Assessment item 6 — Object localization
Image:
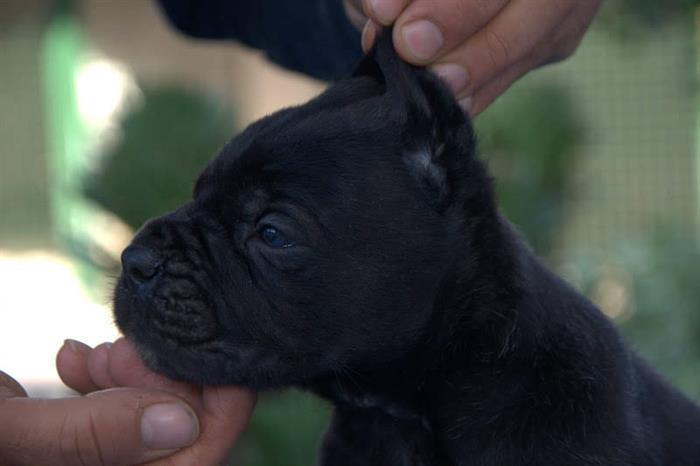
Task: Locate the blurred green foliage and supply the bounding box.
[618,234,700,398]
[605,0,699,26]
[85,86,234,230]
[599,0,700,38]
[476,84,583,255]
[234,391,331,466]
[564,232,700,399]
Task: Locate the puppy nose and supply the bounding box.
[121,246,162,283]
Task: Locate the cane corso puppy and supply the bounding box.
[114,31,700,465]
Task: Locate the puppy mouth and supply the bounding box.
[116,276,323,387]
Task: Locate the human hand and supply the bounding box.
[345,0,601,116]
[0,338,255,466]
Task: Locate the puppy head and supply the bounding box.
[114,32,487,388]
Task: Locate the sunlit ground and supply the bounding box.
[0,250,120,396]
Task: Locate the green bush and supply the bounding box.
[233,391,331,466]
[562,232,700,400]
[476,84,583,256]
[84,86,234,229]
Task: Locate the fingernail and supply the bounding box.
[369,0,399,25]
[141,403,199,450]
[458,96,473,113]
[64,339,80,353]
[361,19,378,53]
[431,63,469,95]
[401,20,443,61]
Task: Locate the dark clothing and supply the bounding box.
[157,0,363,80]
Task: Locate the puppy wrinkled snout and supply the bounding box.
[122,245,162,284]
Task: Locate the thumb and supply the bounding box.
[0,387,199,466]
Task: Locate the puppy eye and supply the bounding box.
[260,225,294,248]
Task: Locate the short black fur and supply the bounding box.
[114,31,700,465]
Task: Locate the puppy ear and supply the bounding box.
[354,28,476,209]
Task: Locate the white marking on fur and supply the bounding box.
[404,145,447,195]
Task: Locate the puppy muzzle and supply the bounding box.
[117,215,220,345]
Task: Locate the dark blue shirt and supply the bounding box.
[157,0,363,81]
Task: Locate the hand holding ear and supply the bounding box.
[346,0,601,116]
[0,338,255,466]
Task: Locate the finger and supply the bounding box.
[0,388,199,466]
[457,19,554,115]
[108,338,199,402]
[361,19,379,53]
[430,0,576,96]
[0,370,27,398]
[200,386,256,458]
[392,0,510,64]
[344,0,369,30]
[362,0,409,25]
[165,387,257,465]
[464,1,598,117]
[56,339,100,394]
[541,0,601,66]
[108,337,182,388]
[87,342,117,389]
[202,385,256,431]
[463,56,532,117]
[106,338,257,465]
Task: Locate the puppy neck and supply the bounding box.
[310,211,527,428]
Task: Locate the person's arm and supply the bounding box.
[156,0,363,80]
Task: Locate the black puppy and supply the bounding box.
[115,33,700,465]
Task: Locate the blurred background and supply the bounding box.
[0,0,698,464]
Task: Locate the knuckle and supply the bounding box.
[537,42,573,68]
[88,410,108,466]
[475,0,492,14]
[544,0,599,65]
[454,0,488,30]
[58,412,108,466]
[484,29,511,70]
[554,40,579,61]
[450,0,473,18]
[444,0,497,37]
[57,414,74,462]
[547,23,588,64]
[552,0,577,13]
[541,38,577,66]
